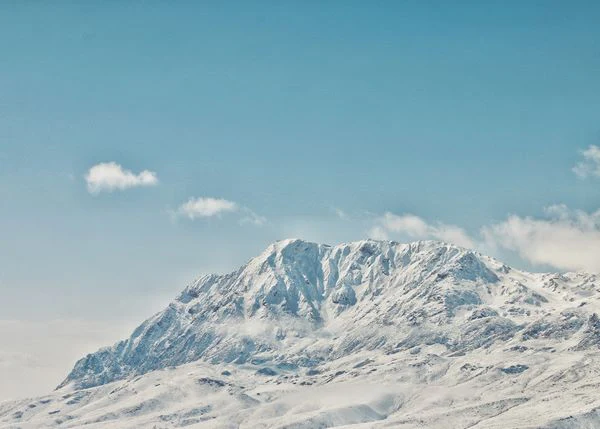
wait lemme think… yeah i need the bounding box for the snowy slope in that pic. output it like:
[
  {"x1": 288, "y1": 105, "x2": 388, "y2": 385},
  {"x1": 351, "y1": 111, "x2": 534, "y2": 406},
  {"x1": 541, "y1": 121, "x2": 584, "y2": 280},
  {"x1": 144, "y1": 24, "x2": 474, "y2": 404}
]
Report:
[{"x1": 2, "y1": 239, "x2": 600, "y2": 428}]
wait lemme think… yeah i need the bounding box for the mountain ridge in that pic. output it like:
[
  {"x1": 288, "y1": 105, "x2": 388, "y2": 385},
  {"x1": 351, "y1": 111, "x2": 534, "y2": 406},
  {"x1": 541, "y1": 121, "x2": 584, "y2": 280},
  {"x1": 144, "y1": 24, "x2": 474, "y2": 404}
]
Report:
[{"x1": 58, "y1": 239, "x2": 597, "y2": 391}]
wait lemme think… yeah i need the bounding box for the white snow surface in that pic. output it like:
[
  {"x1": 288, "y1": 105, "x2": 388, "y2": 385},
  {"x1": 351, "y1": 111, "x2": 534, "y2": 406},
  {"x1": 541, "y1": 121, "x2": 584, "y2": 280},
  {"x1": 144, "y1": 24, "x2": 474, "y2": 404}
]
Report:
[{"x1": 2, "y1": 239, "x2": 600, "y2": 428}]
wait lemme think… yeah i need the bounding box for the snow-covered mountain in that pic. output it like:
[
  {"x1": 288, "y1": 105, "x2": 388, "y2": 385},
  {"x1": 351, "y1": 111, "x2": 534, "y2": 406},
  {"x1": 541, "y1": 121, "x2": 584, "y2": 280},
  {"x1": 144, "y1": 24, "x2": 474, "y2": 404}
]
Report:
[{"x1": 3, "y1": 239, "x2": 600, "y2": 428}]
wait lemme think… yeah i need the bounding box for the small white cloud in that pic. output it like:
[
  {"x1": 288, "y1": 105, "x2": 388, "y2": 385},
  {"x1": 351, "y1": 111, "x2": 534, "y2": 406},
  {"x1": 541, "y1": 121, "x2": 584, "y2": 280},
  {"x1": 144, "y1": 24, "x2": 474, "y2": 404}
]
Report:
[
  {"x1": 573, "y1": 145, "x2": 600, "y2": 179},
  {"x1": 368, "y1": 212, "x2": 475, "y2": 248},
  {"x1": 482, "y1": 204, "x2": 600, "y2": 272},
  {"x1": 178, "y1": 197, "x2": 238, "y2": 219},
  {"x1": 176, "y1": 197, "x2": 266, "y2": 226},
  {"x1": 85, "y1": 162, "x2": 158, "y2": 194}
]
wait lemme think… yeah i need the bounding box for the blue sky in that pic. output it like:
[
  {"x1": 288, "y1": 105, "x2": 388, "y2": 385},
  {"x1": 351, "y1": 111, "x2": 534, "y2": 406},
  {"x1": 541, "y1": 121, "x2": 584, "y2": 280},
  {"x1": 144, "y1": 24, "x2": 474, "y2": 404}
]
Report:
[{"x1": 1, "y1": 3, "x2": 600, "y2": 387}]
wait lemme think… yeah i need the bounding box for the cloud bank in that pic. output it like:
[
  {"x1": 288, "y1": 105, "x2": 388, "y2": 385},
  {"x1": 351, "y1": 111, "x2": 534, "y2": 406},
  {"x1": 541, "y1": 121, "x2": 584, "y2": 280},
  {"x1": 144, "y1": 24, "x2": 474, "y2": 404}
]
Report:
[
  {"x1": 85, "y1": 162, "x2": 158, "y2": 194},
  {"x1": 364, "y1": 205, "x2": 600, "y2": 273},
  {"x1": 369, "y1": 212, "x2": 475, "y2": 249},
  {"x1": 483, "y1": 205, "x2": 600, "y2": 272},
  {"x1": 0, "y1": 319, "x2": 130, "y2": 401}
]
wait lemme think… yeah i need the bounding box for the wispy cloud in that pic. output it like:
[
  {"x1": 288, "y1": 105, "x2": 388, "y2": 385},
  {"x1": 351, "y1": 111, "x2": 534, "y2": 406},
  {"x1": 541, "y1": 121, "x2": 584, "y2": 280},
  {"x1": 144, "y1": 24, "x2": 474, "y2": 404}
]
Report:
[
  {"x1": 368, "y1": 212, "x2": 475, "y2": 248},
  {"x1": 239, "y1": 208, "x2": 267, "y2": 226},
  {"x1": 573, "y1": 145, "x2": 600, "y2": 179},
  {"x1": 85, "y1": 162, "x2": 158, "y2": 194},
  {"x1": 482, "y1": 204, "x2": 600, "y2": 272},
  {"x1": 332, "y1": 207, "x2": 348, "y2": 220},
  {"x1": 176, "y1": 197, "x2": 265, "y2": 226}
]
